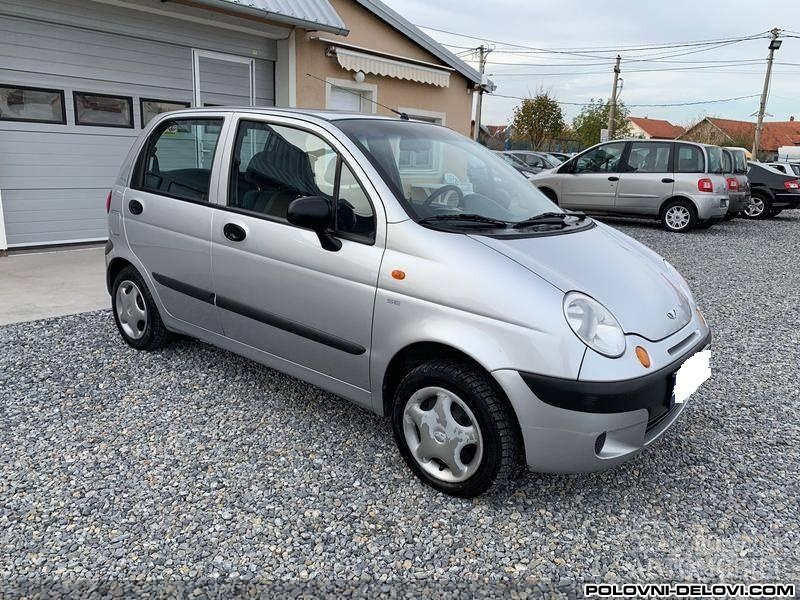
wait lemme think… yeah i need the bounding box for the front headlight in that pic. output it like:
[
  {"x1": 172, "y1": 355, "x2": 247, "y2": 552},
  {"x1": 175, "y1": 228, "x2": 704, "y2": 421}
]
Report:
[{"x1": 563, "y1": 292, "x2": 626, "y2": 358}]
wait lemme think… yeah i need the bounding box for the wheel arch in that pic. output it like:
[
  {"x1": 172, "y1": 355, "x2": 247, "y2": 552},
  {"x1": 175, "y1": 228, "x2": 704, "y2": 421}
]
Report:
[
  {"x1": 381, "y1": 341, "x2": 526, "y2": 459},
  {"x1": 106, "y1": 257, "x2": 136, "y2": 294},
  {"x1": 659, "y1": 195, "x2": 699, "y2": 218}
]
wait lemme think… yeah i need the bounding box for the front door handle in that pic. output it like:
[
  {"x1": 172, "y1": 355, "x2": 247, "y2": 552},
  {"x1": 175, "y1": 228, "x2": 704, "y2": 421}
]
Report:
[
  {"x1": 223, "y1": 223, "x2": 247, "y2": 242},
  {"x1": 662, "y1": 177, "x2": 675, "y2": 183},
  {"x1": 128, "y1": 199, "x2": 143, "y2": 215},
  {"x1": 608, "y1": 176, "x2": 619, "y2": 182}
]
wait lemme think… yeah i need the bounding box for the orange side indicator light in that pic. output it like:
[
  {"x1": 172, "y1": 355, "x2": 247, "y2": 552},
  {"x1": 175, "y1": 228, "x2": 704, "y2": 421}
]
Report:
[
  {"x1": 391, "y1": 269, "x2": 406, "y2": 280},
  {"x1": 635, "y1": 346, "x2": 651, "y2": 369}
]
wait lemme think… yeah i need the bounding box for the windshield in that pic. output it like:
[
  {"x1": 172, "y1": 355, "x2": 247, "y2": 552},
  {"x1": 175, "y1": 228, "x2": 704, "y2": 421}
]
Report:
[
  {"x1": 706, "y1": 146, "x2": 725, "y2": 174},
  {"x1": 337, "y1": 119, "x2": 558, "y2": 225}
]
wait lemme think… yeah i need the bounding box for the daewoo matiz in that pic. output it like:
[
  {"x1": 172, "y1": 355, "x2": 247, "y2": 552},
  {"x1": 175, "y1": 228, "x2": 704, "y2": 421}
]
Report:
[{"x1": 106, "y1": 108, "x2": 711, "y2": 497}]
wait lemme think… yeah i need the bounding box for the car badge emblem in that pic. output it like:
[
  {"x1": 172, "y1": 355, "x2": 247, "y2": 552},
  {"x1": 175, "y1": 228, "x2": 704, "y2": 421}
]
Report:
[{"x1": 667, "y1": 309, "x2": 677, "y2": 320}]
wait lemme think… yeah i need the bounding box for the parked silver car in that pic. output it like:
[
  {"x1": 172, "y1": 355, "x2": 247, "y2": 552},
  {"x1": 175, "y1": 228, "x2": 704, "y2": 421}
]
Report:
[
  {"x1": 533, "y1": 140, "x2": 729, "y2": 232},
  {"x1": 722, "y1": 147, "x2": 751, "y2": 219},
  {"x1": 502, "y1": 150, "x2": 559, "y2": 172},
  {"x1": 106, "y1": 108, "x2": 711, "y2": 496}
]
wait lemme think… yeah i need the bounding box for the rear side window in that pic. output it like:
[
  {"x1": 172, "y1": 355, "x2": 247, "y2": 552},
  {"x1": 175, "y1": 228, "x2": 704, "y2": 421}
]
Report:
[
  {"x1": 721, "y1": 150, "x2": 733, "y2": 173},
  {"x1": 675, "y1": 144, "x2": 704, "y2": 174},
  {"x1": 625, "y1": 142, "x2": 671, "y2": 173},
  {"x1": 731, "y1": 150, "x2": 747, "y2": 174},
  {"x1": 133, "y1": 118, "x2": 223, "y2": 202}
]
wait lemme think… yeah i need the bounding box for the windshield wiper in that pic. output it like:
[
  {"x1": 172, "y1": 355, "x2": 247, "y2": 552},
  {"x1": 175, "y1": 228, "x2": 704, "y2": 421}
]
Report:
[
  {"x1": 418, "y1": 214, "x2": 510, "y2": 228},
  {"x1": 512, "y1": 211, "x2": 587, "y2": 229}
]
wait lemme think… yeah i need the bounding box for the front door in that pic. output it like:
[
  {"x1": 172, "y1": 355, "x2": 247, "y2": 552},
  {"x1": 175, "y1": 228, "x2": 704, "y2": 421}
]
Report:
[
  {"x1": 561, "y1": 142, "x2": 626, "y2": 210},
  {"x1": 125, "y1": 115, "x2": 226, "y2": 332},
  {"x1": 616, "y1": 141, "x2": 674, "y2": 215},
  {"x1": 210, "y1": 116, "x2": 384, "y2": 391}
]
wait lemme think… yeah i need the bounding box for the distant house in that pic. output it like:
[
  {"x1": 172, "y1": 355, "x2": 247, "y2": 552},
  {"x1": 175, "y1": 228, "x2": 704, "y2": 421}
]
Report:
[
  {"x1": 627, "y1": 117, "x2": 685, "y2": 140},
  {"x1": 678, "y1": 117, "x2": 800, "y2": 160}
]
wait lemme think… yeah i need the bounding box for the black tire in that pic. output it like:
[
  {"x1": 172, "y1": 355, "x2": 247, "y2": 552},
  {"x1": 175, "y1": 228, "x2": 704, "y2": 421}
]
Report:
[
  {"x1": 391, "y1": 359, "x2": 522, "y2": 498},
  {"x1": 111, "y1": 266, "x2": 170, "y2": 351},
  {"x1": 743, "y1": 192, "x2": 771, "y2": 220},
  {"x1": 660, "y1": 199, "x2": 697, "y2": 233}
]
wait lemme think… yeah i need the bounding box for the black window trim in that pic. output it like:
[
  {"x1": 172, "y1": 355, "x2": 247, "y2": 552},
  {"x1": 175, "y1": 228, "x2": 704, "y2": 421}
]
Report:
[
  {"x1": 674, "y1": 142, "x2": 706, "y2": 174},
  {"x1": 575, "y1": 141, "x2": 628, "y2": 175},
  {"x1": 0, "y1": 83, "x2": 67, "y2": 125},
  {"x1": 73, "y1": 90, "x2": 135, "y2": 129},
  {"x1": 131, "y1": 116, "x2": 225, "y2": 204},
  {"x1": 139, "y1": 97, "x2": 191, "y2": 129},
  {"x1": 225, "y1": 117, "x2": 378, "y2": 246}
]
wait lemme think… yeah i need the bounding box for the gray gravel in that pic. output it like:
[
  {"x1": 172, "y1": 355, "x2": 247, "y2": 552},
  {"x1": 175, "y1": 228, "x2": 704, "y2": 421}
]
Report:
[{"x1": 2, "y1": 214, "x2": 799, "y2": 598}]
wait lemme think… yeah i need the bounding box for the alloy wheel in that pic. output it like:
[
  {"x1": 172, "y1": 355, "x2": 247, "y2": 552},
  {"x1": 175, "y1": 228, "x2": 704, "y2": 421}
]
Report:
[
  {"x1": 402, "y1": 386, "x2": 483, "y2": 483},
  {"x1": 665, "y1": 205, "x2": 691, "y2": 231},
  {"x1": 115, "y1": 280, "x2": 148, "y2": 340},
  {"x1": 744, "y1": 197, "x2": 765, "y2": 218}
]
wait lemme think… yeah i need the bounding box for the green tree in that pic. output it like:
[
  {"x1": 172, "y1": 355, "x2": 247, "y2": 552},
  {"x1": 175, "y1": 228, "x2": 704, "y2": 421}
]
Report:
[
  {"x1": 571, "y1": 98, "x2": 631, "y2": 148},
  {"x1": 511, "y1": 92, "x2": 565, "y2": 150}
]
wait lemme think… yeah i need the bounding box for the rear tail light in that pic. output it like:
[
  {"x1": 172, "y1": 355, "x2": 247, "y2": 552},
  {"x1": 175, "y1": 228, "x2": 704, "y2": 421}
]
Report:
[
  {"x1": 697, "y1": 178, "x2": 714, "y2": 193},
  {"x1": 726, "y1": 177, "x2": 739, "y2": 192},
  {"x1": 784, "y1": 179, "x2": 800, "y2": 191},
  {"x1": 105, "y1": 190, "x2": 112, "y2": 213}
]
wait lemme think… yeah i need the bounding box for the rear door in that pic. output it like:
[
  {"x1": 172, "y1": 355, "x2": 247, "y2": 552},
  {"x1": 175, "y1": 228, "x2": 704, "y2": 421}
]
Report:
[
  {"x1": 560, "y1": 142, "x2": 626, "y2": 210},
  {"x1": 124, "y1": 115, "x2": 227, "y2": 332},
  {"x1": 210, "y1": 115, "x2": 384, "y2": 392},
  {"x1": 616, "y1": 141, "x2": 673, "y2": 215}
]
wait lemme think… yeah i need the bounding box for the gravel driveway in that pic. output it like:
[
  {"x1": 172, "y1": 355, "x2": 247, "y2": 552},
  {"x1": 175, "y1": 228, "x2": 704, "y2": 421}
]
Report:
[{"x1": 2, "y1": 215, "x2": 799, "y2": 598}]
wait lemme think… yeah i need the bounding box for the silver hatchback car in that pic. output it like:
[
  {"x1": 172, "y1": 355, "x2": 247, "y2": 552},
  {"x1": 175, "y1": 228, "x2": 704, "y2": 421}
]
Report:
[
  {"x1": 533, "y1": 140, "x2": 729, "y2": 232},
  {"x1": 106, "y1": 108, "x2": 711, "y2": 496}
]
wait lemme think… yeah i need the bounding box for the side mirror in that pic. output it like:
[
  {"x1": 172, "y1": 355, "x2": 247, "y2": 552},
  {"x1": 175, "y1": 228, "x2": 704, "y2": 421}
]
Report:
[{"x1": 287, "y1": 196, "x2": 341, "y2": 251}]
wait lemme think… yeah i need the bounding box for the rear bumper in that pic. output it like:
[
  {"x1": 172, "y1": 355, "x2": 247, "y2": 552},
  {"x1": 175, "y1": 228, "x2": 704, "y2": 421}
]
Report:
[
  {"x1": 694, "y1": 194, "x2": 729, "y2": 220},
  {"x1": 772, "y1": 193, "x2": 800, "y2": 210},
  {"x1": 494, "y1": 328, "x2": 710, "y2": 473},
  {"x1": 726, "y1": 192, "x2": 749, "y2": 214}
]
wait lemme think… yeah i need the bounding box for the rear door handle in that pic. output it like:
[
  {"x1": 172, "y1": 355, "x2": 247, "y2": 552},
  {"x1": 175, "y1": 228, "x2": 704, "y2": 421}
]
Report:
[
  {"x1": 662, "y1": 178, "x2": 675, "y2": 183},
  {"x1": 128, "y1": 199, "x2": 143, "y2": 215},
  {"x1": 608, "y1": 176, "x2": 619, "y2": 182},
  {"x1": 223, "y1": 223, "x2": 247, "y2": 242}
]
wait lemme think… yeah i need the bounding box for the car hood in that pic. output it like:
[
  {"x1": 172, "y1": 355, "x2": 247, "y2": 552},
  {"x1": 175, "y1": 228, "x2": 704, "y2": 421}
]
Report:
[{"x1": 471, "y1": 223, "x2": 693, "y2": 341}]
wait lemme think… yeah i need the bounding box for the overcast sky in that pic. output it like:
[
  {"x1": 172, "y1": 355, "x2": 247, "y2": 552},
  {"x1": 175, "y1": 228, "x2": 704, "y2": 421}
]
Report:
[{"x1": 383, "y1": 0, "x2": 799, "y2": 128}]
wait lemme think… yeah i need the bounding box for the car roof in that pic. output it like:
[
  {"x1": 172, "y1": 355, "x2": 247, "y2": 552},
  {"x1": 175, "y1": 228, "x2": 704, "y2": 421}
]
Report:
[{"x1": 163, "y1": 105, "x2": 417, "y2": 124}]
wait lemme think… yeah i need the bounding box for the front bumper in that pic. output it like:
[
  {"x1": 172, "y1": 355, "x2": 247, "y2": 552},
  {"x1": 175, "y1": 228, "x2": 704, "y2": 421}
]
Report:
[{"x1": 493, "y1": 324, "x2": 711, "y2": 473}]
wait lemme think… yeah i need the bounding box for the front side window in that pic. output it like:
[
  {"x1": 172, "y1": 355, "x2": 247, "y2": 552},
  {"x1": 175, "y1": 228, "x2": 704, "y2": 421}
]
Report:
[
  {"x1": 337, "y1": 119, "x2": 563, "y2": 229},
  {"x1": 625, "y1": 142, "x2": 671, "y2": 173},
  {"x1": 229, "y1": 120, "x2": 375, "y2": 241},
  {"x1": 675, "y1": 144, "x2": 705, "y2": 173},
  {"x1": 134, "y1": 118, "x2": 223, "y2": 202},
  {"x1": 0, "y1": 85, "x2": 65, "y2": 124},
  {"x1": 575, "y1": 142, "x2": 626, "y2": 174},
  {"x1": 74, "y1": 92, "x2": 133, "y2": 128}
]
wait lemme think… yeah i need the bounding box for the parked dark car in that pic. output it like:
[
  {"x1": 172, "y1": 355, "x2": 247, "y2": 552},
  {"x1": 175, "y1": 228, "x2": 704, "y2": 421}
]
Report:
[
  {"x1": 494, "y1": 152, "x2": 539, "y2": 180},
  {"x1": 743, "y1": 162, "x2": 800, "y2": 219}
]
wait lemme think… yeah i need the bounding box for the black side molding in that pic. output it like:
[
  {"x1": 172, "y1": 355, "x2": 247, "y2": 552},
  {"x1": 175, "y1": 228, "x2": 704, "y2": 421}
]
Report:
[
  {"x1": 152, "y1": 272, "x2": 215, "y2": 304},
  {"x1": 216, "y1": 295, "x2": 366, "y2": 356},
  {"x1": 104, "y1": 239, "x2": 114, "y2": 255}
]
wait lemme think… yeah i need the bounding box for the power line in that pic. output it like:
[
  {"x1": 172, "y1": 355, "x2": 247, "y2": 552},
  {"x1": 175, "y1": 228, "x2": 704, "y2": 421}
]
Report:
[{"x1": 489, "y1": 93, "x2": 761, "y2": 108}]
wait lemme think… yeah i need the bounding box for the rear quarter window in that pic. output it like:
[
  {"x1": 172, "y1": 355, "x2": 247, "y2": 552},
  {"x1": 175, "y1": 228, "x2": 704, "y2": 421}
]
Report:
[{"x1": 675, "y1": 144, "x2": 704, "y2": 174}]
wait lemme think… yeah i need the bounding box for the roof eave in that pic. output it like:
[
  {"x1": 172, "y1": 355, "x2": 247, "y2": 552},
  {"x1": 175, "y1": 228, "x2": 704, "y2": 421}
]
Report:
[{"x1": 191, "y1": 0, "x2": 350, "y2": 35}]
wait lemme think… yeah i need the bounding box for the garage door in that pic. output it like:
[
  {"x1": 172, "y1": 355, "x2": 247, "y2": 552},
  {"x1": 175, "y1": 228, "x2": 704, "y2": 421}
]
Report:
[{"x1": 0, "y1": 0, "x2": 276, "y2": 247}]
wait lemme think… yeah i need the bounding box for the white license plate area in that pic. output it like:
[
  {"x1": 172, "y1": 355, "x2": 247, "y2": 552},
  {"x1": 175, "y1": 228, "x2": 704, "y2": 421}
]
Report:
[{"x1": 674, "y1": 348, "x2": 711, "y2": 404}]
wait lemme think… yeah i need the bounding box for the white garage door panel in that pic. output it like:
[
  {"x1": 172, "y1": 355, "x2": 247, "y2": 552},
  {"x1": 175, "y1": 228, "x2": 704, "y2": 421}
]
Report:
[
  {"x1": 2, "y1": 189, "x2": 107, "y2": 246},
  {"x1": 0, "y1": 3, "x2": 277, "y2": 247}
]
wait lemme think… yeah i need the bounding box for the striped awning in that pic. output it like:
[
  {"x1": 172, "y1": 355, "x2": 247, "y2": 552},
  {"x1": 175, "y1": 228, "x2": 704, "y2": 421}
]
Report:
[{"x1": 334, "y1": 47, "x2": 451, "y2": 88}]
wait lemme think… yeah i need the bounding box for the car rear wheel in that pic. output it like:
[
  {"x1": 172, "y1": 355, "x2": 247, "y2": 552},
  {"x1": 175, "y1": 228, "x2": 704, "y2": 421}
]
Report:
[
  {"x1": 391, "y1": 359, "x2": 521, "y2": 497},
  {"x1": 743, "y1": 193, "x2": 770, "y2": 219},
  {"x1": 661, "y1": 200, "x2": 697, "y2": 232},
  {"x1": 112, "y1": 266, "x2": 170, "y2": 351}
]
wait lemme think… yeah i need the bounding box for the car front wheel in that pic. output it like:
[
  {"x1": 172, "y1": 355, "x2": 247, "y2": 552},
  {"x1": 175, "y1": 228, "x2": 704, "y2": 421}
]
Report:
[
  {"x1": 743, "y1": 194, "x2": 770, "y2": 219},
  {"x1": 391, "y1": 359, "x2": 521, "y2": 497}
]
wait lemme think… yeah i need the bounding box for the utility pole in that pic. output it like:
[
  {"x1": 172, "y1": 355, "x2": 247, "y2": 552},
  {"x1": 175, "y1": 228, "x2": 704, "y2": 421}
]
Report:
[
  {"x1": 752, "y1": 28, "x2": 782, "y2": 159},
  {"x1": 473, "y1": 45, "x2": 487, "y2": 141},
  {"x1": 607, "y1": 55, "x2": 621, "y2": 139}
]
